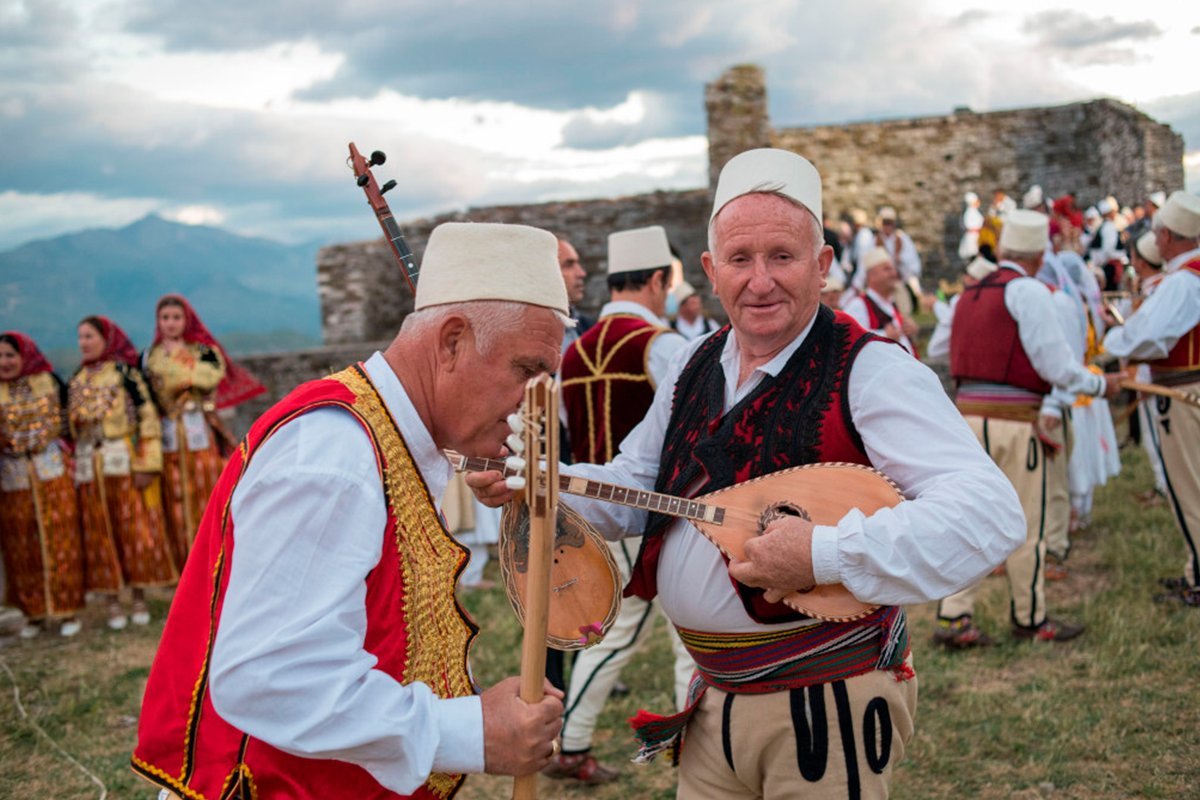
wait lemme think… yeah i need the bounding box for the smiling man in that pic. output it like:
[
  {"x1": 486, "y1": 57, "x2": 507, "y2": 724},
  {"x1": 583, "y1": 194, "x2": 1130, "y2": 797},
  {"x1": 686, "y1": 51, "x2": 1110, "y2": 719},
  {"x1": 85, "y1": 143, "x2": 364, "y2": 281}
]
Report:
[
  {"x1": 470, "y1": 149, "x2": 1023, "y2": 798},
  {"x1": 134, "y1": 222, "x2": 567, "y2": 799}
]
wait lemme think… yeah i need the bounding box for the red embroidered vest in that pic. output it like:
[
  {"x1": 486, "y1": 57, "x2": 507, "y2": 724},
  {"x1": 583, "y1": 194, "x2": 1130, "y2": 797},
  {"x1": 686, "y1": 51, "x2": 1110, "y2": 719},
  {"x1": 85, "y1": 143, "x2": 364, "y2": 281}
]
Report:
[
  {"x1": 132, "y1": 365, "x2": 476, "y2": 800},
  {"x1": 560, "y1": 314, "x2": 666, "y2": 464},
  {"x1": 1150, "y1": 259, "x2": 1200, "y2": 377},
  {"x1": 626, "y1": 307, "x2": 889, "y2": 624},
  {"x1": 950, "y1": 267, "x2": 1052, "y2": 395},
  {"x1": 862, "y1": 292, "x2": 920, "y2": 358}
]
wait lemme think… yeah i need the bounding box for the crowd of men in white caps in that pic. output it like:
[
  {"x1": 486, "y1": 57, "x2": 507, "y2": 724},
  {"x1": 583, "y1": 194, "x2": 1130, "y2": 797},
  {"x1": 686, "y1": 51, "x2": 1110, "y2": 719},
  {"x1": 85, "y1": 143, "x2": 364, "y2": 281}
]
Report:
[{"x1": 7, "y1": 147, "x2": 1195, "y2": 798}]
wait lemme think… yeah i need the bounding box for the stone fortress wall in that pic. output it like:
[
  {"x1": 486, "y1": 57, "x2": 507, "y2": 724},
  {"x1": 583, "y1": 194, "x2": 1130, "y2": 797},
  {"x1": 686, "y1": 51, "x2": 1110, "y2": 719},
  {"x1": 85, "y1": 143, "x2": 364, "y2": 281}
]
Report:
[{"x1": 231, "y1": 64, "x2": 1184, "y2": 433}]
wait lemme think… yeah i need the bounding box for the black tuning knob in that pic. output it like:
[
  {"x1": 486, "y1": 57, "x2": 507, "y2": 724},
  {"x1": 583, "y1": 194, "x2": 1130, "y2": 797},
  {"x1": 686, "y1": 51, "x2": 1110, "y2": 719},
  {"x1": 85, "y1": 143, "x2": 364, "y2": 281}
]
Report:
[
  {"x1": 380, "y1": 179, "x2": 397, "y2": 194},
  {"x1": 369, "y1": 150, "x2": 387, "y2": 166},
  {"x1": 356, "y1": 175, "x2": 370, "y2": 187}
]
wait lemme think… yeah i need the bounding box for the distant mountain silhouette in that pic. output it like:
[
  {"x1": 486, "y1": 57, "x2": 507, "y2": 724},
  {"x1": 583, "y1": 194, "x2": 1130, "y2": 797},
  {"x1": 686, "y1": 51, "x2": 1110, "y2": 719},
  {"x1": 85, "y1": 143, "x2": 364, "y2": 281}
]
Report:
[{"x1": 0, "y1": 215, "x2": 322, "y2": 365}]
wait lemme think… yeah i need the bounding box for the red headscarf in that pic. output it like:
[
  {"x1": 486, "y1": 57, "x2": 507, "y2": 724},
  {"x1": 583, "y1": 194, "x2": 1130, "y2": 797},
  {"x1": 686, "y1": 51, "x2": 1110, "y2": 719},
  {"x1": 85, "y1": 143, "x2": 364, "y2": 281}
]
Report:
[
  {"x1": 153, "y1": 294, "x2": 266, "y2": 409},
  {"x1": 80, "y1": 316, "x2": 140, "y2": 368},
  {"x1": 1, "y1": 331, "x2": 54, "y2": 377}
]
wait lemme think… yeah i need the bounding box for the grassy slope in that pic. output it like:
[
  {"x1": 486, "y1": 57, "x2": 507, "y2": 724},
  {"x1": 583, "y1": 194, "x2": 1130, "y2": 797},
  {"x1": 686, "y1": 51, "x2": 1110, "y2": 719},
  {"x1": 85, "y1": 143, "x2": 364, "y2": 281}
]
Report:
[{"x1": 1, "y1": 447, "x2": 1196, "y2": 799}]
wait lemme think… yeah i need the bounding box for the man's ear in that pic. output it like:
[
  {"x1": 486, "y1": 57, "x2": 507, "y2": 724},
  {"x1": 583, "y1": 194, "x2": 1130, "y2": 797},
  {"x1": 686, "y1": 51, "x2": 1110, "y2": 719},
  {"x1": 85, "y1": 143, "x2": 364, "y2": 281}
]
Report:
[{"x1": 436, "y1": 314, "x2": 470, "y2": 372}]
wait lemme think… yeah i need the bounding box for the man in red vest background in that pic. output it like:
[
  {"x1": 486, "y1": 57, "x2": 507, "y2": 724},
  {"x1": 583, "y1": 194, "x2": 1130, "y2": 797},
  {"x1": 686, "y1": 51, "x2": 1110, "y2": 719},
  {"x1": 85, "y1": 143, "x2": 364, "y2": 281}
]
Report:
[{"x1": 1105, "y1": 190, "x2": 1200, "y2": 607}]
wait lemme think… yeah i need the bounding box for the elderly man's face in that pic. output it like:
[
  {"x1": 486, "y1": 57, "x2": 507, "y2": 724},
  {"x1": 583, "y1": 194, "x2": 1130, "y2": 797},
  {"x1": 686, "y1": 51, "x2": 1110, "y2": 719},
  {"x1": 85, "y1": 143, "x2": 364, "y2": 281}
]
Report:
[
  {"x1": 702, "y1": 193, "x2": 831, "y2": 355},
  {"x1": 439, "y1": 305, "x2": 564, "y2": 457},
  {"x1": 866, "y1": 259, "x2": 899, "y2": 296},
  {"x1": 558, "y1": 240, "x2": 586, "y2": 305}
]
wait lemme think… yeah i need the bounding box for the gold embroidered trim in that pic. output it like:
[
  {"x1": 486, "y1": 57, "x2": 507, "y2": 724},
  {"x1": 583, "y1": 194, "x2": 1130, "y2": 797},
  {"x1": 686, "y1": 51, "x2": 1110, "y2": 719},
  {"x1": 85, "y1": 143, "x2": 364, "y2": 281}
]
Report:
[{"x1": 331, "y1": 366, "x2": 475, "y2": 799}]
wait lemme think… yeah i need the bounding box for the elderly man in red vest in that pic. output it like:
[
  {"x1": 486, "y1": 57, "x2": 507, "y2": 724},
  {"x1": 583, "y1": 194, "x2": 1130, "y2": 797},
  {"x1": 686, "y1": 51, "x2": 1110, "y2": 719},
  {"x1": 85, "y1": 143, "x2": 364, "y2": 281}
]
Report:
[
  {"x1": 841, "y1": 246, "x2": 919, "y2": 356},
  {"x1": 472, "y1": 148, "x2": 1024, "y2": 798},
  {"x1": 938, "y1": 210, "x2": 1122, "y2": 648},
  {"x1": 133, "y1": 223, "x2": 567, "y2": 799},
  {"x1": 1105, "y1": 190, "x2": 1200, "y2": 606}
]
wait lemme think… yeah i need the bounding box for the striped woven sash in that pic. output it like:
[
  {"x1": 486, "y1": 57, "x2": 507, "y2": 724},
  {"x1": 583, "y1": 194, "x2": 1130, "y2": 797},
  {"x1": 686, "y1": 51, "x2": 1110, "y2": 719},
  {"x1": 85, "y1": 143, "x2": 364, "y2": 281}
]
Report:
[{"x1": 629, "y1": 606, "x2": 910, "y2": 763}]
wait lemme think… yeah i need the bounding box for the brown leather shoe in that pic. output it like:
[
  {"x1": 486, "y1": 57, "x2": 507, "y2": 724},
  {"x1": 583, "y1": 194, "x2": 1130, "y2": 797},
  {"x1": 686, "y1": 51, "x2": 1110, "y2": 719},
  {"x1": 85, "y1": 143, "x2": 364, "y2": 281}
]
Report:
[
  {"x1": 932, "y1": 616, "x2": 993, "y2": 649},
  {"x1": 542, "y1": 751, "x2": 620, "y2": 784},
  {"x1": 1012, "y1": 617, "x2": 1084, "y2": 642}
]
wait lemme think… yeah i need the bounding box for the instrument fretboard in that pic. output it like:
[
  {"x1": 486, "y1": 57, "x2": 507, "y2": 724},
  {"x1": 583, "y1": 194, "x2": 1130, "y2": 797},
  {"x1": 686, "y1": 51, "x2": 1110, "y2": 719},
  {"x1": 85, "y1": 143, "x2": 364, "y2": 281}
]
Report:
[{"x1": 446, "y1": 451, "x2": 724, "y2": 525}]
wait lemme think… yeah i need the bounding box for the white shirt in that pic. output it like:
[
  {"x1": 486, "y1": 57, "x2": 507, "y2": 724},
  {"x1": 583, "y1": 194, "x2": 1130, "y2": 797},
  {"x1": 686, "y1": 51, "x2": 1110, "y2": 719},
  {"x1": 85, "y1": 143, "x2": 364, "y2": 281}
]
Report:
[
  {"x1": 675, "y1": 314, "x2": 720, "y2": 341},
  {"x1": 595, "y1": 300, "x2": 688, "y2": 386},
  {"x1": 1104, "y1": 246, "x2": 1200, "y2": 361},
  {"x1": 996, "y1": 263, "x2": 1106, "y2": 409},
  {"x1": 209, "y1": 353, "x2": 483, "y2": 795},
  {"x1": 841, "y1": 288, "x2": 916, "y2": 355},
  {"x1": 1090, "y1": 219, "x2": 1123, "y2": 267},
  {"x1": 563, "y1": 315, "x2": 1024, "y2": 633},
  {"x1": 861, "y1": 230, "x2": 922, "y2": 282},
  {"x1": 925, "y1": 295, "x2": 958, "y2": 364},
  {"x1": 1046, "y1": 290, "x2": 1089, "y2": 412}
]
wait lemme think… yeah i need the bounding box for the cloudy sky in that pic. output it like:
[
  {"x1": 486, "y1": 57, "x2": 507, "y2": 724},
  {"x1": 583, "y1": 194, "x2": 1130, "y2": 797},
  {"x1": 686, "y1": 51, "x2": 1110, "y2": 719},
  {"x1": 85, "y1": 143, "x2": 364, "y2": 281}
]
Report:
[{"x1": 1, "y1": 0, "x2": 1197, "y2": 251}]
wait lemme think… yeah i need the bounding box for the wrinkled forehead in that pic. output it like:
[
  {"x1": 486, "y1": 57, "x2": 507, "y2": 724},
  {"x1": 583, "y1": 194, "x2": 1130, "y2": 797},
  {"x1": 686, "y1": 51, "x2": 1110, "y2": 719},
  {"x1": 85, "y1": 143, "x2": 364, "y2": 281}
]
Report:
[{"x1": 711, "y1": 192, "x2": 818, "y2": 247}]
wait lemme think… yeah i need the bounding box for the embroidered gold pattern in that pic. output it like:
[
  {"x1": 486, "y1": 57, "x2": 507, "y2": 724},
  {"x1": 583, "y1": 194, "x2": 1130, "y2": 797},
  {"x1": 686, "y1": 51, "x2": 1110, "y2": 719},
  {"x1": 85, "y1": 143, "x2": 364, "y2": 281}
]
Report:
[
  {"x1": 331, "y1": 367, "x2": 477, "y2": 799},
  {"x1": 0, "y1": 373, "x2": 63, "y2": 454}
]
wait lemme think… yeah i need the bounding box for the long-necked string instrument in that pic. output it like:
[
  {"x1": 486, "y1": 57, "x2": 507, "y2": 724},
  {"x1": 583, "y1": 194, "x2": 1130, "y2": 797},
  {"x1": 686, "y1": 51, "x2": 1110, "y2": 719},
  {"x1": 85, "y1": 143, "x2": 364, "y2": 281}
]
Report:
[
  {"x1": 510, "y1": 376, "x2": 558, "y2": 800},
  {"x1": 347, "y1": 143, "x2": 420, "y2": 292},
  {"x1": 447, "y1": 451, "x2": 904, "y2": 623},
  {"x1": 1118, "y1": 378, "x2": 1200, "y2": 410}
]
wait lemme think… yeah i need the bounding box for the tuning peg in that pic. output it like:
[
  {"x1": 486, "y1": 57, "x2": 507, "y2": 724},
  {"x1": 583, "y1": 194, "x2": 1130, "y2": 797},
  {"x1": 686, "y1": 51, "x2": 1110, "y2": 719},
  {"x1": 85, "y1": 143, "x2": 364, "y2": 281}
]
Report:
[
  {"x1": 505, "y1": 456, "x2": 526, "y2": 473},
  {"x1": 380, "y1": 179, "x2": 397, "y2": 194},
  {"x1": 506, "y1": 412, "x2": 524, "y2": 434},
  {"x1": 505, "y1": 476, "x2": 527, "y2": 491},
  {"x1": 356, "y1": 174, "x2": 369, "y2": 187},
  {"x1": 369, "y1": 150, "x2": 386, "y2": 166},
  {"x1": 506, "y1": 433, "x2": 525, "y2": 454}
]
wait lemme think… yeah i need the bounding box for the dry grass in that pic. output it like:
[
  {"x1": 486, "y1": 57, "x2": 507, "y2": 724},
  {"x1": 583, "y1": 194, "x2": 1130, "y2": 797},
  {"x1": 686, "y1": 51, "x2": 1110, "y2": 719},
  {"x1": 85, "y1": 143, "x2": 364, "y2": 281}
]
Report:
[{"x1": 1, "y1": 446, "x2": 1197, "y2": 798}]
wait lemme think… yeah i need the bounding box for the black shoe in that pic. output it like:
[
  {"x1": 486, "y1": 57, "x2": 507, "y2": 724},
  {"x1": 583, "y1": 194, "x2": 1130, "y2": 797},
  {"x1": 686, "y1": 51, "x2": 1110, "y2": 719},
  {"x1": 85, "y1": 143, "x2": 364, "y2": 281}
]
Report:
[
  {"x1": 609, "y1": 680, "x2": 630, "y2": 698},
  {"x1": 1158, "y1": 576, "x2": 1192, "y2": 591},
  {"x1": 1012, "y1": 617, "x2": 1084, "y2": 642}
]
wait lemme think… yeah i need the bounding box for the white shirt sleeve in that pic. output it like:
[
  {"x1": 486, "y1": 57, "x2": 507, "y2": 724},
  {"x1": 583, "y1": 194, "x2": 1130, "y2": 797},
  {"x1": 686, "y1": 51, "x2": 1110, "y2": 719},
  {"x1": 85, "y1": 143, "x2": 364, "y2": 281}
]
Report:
[
  {"x1": 924, "y1": 296, "x2": 955, "y2": 364},
  {"x1": 1004, "y1": 277, "x2": 1104, "y2": 397},
  {"x1": 209, "y1": 408, "x2": 484, "y2": 794},
  {"x1": 809, "y1": 342, "x2": 1025, "y2": 604},
  {"x1": 648, "y1": 330, "x2": 690, "y2": 388},
  {"x1": 898, "y1": 232, "x2": 922, "y2": 280},
  {"x1": 840, "y1": 296, "x2": 875, "y2": 332},
  {"x1": 1103, "y1": 271, "x2": 1200, "y2": 360}
]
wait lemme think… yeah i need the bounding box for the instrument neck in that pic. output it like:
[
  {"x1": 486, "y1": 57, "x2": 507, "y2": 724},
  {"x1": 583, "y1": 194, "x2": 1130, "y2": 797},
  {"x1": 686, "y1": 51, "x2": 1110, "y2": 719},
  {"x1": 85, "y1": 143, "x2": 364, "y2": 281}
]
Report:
[{"x1": 445, "y1": 451, "x2": 723, "y2": 524}]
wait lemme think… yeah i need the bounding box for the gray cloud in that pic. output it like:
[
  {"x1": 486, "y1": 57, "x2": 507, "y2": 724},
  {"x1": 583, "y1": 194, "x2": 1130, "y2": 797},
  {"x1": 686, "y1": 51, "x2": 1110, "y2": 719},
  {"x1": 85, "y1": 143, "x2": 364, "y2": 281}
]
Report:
[{"x1": 1021, "y1": 11, "x2": 1161, "y2": 65}]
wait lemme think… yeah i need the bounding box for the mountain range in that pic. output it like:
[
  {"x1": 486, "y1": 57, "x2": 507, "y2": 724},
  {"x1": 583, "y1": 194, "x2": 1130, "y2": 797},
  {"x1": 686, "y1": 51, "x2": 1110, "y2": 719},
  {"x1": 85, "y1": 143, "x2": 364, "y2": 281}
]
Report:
[{"x1": 0, "y1": 215, "x2": 323, "y2": 369}]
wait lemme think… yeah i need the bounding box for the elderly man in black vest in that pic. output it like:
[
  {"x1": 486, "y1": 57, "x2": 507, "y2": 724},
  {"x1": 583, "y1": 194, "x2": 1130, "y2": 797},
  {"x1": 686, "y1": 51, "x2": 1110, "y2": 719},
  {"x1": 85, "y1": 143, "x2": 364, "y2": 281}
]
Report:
[{"x1": 471, "y1": 148, "x2": 1023, "y2": 798}]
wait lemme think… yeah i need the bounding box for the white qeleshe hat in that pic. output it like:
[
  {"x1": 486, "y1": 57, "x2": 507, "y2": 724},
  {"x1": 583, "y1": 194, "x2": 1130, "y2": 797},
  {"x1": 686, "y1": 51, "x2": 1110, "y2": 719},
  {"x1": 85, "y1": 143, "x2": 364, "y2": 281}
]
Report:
[
  {"x1": 999, "y1": 210, "x2": 1050, "y2": 254},
  {"x1": 672, "y1": 281, "x2": 697, "y2": 302},
  {"x1": 710, "y1": 148, "x2": 822, "y2": 223},
  {"x1": 965, "y1": 255, "x2": 998, "y2": 281},
  {"x1": 1158, "y1": 190, "x2": 1200, "y2": 238},
  {"x1": 862, "y1": 247, "x2": 893, "y2": 272},
  {"x1": 1022, "y1": 185, "x2": 1044, "y2": 209},
  {"x1": 1148, "y1": 191, "x2": 1166, "y2": 208},
  {"x1": 1134, "y1": 232, "x2": 1163, "y2": 267},
  {"x1": 414, "y1": 222, "x2": 568, "y2": 315},
  {"x1": 608, "y1": 226, "x2": 673, "y2": 275}
]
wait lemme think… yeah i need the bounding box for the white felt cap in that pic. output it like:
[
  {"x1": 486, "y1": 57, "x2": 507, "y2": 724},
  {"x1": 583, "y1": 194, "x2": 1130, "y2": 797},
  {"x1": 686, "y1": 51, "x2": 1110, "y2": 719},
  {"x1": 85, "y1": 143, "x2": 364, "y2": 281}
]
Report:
[
  {"x1": 1022, "y1": 184, "x2": 1044, "y2": 209},
  {"x1": 415, "y1": 222, "x2": 568, "y2": 315},
  {"x1": 877, "y1": 206, "x2": 897, "y2": 223},
  {"x1": 1158, "y1": 190, "x2": 1200, "y2": 238},
  {"x1": 608, "y1": 225, "x2": 673, "y2": 275},
  {"x1": 710, "y1": 148, "x2": 822, "y2": 224},
  {"x1": 1134, "y1": 232, "x2": 1163, "y2": 267},
  {"x1": 999, "y1": 210, "x2": 1050, "y2": 254},
  {"x1": 965, "y1": 255, "x2": 999, "y2": 281},
  {"x1": 1097, "y1": 198, "x2": 1114, "y2": 215},
  {"x1": 862, "y1": 246, "x2": 893, "y2": 272},
  {"x1": 964, "y1": 191, "x2": 979, "y2": 205},
  {"x1": 672, "y1": 281, "x2": 697, "y2": 302},
  {"x1": 1148, "y1": 191, "x2": 1166, "y2": 208},
  {"x1": 824, "y1": 273, "x2": 845, "y2": 292}
]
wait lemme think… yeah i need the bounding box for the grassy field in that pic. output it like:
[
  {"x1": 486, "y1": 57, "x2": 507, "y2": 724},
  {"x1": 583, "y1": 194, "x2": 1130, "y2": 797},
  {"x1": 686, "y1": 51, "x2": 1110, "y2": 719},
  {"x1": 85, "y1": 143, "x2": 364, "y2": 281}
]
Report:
[{"x1": 1, "y1": 446, "x2": 1196, "y2": 799}]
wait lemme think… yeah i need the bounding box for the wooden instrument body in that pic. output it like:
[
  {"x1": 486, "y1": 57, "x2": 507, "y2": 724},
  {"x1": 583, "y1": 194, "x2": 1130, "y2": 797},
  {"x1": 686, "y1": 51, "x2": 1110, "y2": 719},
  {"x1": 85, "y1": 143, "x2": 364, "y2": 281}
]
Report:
[
  {"x1": 499, "y1": 500, "x2": 621, "y2": 650},
  {"x1": 689, "y1": 462, "x2": 903, "y2": 622}
]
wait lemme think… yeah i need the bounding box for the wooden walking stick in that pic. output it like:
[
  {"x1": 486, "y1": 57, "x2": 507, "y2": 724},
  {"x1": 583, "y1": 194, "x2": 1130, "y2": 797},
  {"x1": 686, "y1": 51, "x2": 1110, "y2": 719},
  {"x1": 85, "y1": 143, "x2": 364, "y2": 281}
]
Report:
[
  {"x1": 511, "y1": 375, "x2": 559, "y2": 800},
  {"x1": 1118, "y1": 379, "x2": 1200, "y2": 410}
]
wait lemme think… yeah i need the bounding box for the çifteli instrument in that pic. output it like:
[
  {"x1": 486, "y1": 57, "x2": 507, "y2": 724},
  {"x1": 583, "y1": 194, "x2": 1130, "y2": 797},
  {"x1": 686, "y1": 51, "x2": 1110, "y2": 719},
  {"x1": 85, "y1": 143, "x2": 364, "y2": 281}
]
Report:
[
  {"x1": 447, "y1": 452, "x2": 905, "y2": 623},
  {"x1": 1118, "y1": 379, "x2": 1200, "y2": 410}
]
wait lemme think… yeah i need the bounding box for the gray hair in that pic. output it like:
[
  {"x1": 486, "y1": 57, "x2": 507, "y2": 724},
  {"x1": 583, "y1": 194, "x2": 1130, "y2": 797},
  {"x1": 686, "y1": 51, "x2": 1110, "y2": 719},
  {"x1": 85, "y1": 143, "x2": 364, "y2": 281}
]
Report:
[
  {"x1": 707, "y1": 191, "x2": 824, "y2": 259},
  {"x1": 401, "y1": 301, "x2": 573, "y2": 355}
]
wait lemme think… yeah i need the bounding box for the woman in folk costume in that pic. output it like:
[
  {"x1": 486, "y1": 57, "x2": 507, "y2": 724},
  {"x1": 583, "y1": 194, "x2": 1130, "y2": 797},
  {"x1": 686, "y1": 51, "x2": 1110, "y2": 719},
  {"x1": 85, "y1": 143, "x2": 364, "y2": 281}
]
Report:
[
  {"x1": 0, "y1": 332, "x2": 86, "y2": 638},
  {"x1": 69, "y1": 316, "x2": 176, "y2": 629},
  {"x1": 143, "y1": 294, "x2": 264, "y2": 567}
]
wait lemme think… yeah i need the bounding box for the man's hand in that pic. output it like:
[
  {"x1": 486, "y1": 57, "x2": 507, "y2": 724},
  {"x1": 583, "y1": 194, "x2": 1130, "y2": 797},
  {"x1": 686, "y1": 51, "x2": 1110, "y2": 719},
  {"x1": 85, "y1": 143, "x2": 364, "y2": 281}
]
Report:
[
  {"x1": 465, "y1": 469, "x2": 518, "y2": 508},
  {"x1": 899, "y1": 316, "x2": 920, "y2": 338},
  {"x1": 883, "y1": 322, "x2": 901, "y2": 340},
  {"x1": 727, "y1": 515, "x2": 816, "y2": 604},
  {"x1": 1103, "y1": 372, "x2": 1124, "y2": 399},
  {"x1": 481, "y1": 677, "x2": 564, "y2": 776}
]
